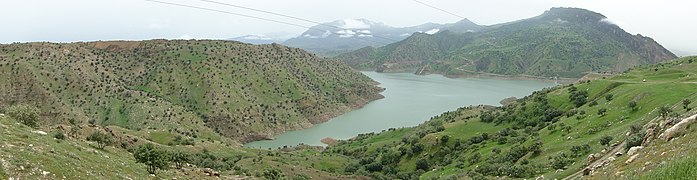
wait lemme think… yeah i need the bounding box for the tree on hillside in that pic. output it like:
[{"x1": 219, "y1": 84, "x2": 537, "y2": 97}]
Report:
[
  {"x1": 262, "y1": 168, "x2": 285, "y2": 179},
  {"x1": 569, "y1": 90, "x2": 588, "y2": 107},
  {"x1": 628, "y1": 101, "x2": 638, "y2": 112},
  {"x1": 169, "y1": 150, "x2": 189, "y2": 169},
  {"x1": 683, "y1": 99, "x2": 692, "y2": 110},
  {"x1": 597, "y1": 108, "x2": 607, "y2": 116},
  {"x1": 6, "y1": 104, "x2": 40, "y2": 128},
  {"x1": 658, "y1": 106, "x2": 672, "y2": 119},
  {"x1": 605, "y1": 94, "x2": 614, "y2": 101},
  {"x1": 599, "y1": 135, "x2": 613, "y2": 146},
  {"x1": 134, "y1": 143, "x2": 169, "y2": 174},
  {"x1": 415, "y1": 158, "x2": 430, "y2": 171},
  {"x1": 87, "y1": 131, "x2": 113, "y2": 149}
]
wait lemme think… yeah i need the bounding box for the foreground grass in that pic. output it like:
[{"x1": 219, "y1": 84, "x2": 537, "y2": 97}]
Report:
[{"x1": 640, "y1": 157, "x2": 697, "y2": 180}]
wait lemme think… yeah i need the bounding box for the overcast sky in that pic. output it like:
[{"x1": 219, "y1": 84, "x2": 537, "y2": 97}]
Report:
[{"x1": 1, "y1": 0, "x2": 695, "y2": 55}]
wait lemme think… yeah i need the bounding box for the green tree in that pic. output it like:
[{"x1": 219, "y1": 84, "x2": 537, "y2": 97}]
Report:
[
  {"x1": 262, "y1": 167, "x2": 285, "y2": 179},
  {"x1": 569, "y1": 90, "x2": 589, "y2": 107},
  {"x1": 6, "y1": 104, "x2": 40, "y2": 128},
  {"x1": 87, "y1": 131, "x2": 113, "y2": 149},
  {"x1": 599, "y1": 135, "x2": 613, "y2": 146},
  {"x1": 597, "y1": 108, "x2": 607, "y2": 116},
  {"x1": 134, "y1": 143, "x2": 169, "y2": 174},
  {"x1": 683, "y1": 99, "x2": 692, "y2": 109},
  {"x1": 658, "y1": 106, "x2": 672, "y2": 119},
  {"x1": 605, "y1": 94, "x2": 614, "y2": 101},
  {"x1": 415, "y1": 158, "x2": 429, "y2": 171},
  {"x1": 169, "y1": 150, "x2": 189, "y2": 169},
  {"x1": 628, "y1": 101, "x2": 638, "y2": 111}
]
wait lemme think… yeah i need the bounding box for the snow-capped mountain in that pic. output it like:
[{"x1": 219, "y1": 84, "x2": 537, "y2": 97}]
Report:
[{"x1": 283, "y1": 18, "x2": 485, "y2": 56}]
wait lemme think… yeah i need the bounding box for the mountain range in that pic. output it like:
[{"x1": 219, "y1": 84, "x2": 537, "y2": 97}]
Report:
[
  {"x1": 337, "y1": 8, "x2": 677, "y2": 78},
  {"x1": 276, "y1": 18, "x2": 486, "y2": 56}
]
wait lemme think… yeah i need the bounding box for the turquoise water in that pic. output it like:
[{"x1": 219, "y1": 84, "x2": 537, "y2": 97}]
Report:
[{"x1": 244, "y1": 72, "x2": 556, "y2": 149}]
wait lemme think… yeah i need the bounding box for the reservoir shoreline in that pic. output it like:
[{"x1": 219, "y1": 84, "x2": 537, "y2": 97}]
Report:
[{"x1": 245, "y1": 71, "x2": 556, "y2": 149}]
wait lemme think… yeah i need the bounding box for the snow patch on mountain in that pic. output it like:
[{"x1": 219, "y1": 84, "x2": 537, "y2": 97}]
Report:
[
  {"x1": 599, "y1": 18, "x2": 615, "y2": 25},
  {"x1": 241, "y1": 34, "x2": 273, "y2": 40},
  {"x1": 425, "y1": 28, "x2": 440, "y2": 35},
  {"x1": 337, "y1": 29, "x2": 358, "y2": 38}
]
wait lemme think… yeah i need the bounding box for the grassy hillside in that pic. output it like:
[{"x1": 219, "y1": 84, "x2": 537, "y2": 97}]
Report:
[
  {"x1": 0, "y1": 40, "x2": 383, "y2": 144},
  {"x1": 338, "y1": 8, "x2": 676, "y2": 78},
  {"x1": 320, "y1": 56, "x2": 697, "y2": 179},
  {"x1": 0, "y1": 114, "x2": 371, "y2": 179}
]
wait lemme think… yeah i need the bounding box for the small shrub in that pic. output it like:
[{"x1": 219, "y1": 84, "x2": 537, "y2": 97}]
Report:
[
  {"x1": 600, "y1": 135, "x2": 613, "y2": 146},
  {"x1": 54, "y1": 132, "x2": 66, "y2": 140},
  {"x1": 605, "y1": 94, "x2": 614, "y2": 101}
]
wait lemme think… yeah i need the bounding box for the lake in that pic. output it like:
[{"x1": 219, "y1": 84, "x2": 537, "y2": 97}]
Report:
[{"x1": 244, "y1": 72, "x2": 556, "y2": 149}]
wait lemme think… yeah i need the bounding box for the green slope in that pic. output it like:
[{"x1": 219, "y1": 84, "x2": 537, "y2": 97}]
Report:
[
  {"x1": 321, "y1": 56, "x2": 697, "y2": 179},
  {"x1": 338, "y1": 8, "x2": 676, "y2": 78},
  {"x1": 0, "y1": 40, "x2": 383, "y2": 144}
]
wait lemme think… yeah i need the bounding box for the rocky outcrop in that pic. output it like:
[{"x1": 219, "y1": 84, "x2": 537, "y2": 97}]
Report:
[{"x1": 659, "y1": 114, "x2": 697, "y2": 141}]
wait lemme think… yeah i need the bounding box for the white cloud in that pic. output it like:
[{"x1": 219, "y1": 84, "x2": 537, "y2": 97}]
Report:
[
  {"x1": 357, "y1": 30, "x2": 371, "y2": 34},
  {"x1": 425, "y1": 28, "x2": 440, "y2": 35},
  {"x1": 357, "y1": 34, "x2": 373, "y2": 37},
  {"x1": 400, "y1": 33, "x2": 411, "y2": 37},
  {"x1": 340, "y1": 19, "x2": 371, "y2": 29}
]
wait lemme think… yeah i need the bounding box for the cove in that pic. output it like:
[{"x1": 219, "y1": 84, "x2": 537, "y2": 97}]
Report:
[{"x1": 244, "y1": 72, "x2": 556, "y2": 149}]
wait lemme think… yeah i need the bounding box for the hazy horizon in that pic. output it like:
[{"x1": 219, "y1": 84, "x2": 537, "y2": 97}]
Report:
[{"x1": 1, "y1": 0, "x2": 695, "y2": 55}]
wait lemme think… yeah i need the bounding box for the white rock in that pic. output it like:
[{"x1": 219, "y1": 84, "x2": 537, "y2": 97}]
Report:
[
  {"x1": 608, "y1": 156, "x2": 616, "y2": 162},
  {"x1": 32, "y1": 130, "x2": 48, "y2": 135},
  {"x1": 627, "y1": 146, "x2": 643, "y2": 156},
  {"x1": 42, "y1": 171, "x2": 51, "y2": 176},
  {"x1": 625, "y1": 154, "x2": 639, "y2": 164}
]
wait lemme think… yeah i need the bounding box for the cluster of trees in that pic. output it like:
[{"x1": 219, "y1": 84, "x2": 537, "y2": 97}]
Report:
[
  {"x1": 132, "y1": 144, "x2": 242, "y2": 174},
  {"x1": 568, "y1": 86, "x2": 589, "y2": 107}
]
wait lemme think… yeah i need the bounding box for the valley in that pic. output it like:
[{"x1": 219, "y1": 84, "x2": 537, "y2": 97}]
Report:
[
  {"x1": 245, "y1": 72, "x2": 555, "y2": 149},
  {"x1": 2, "y1": 1, "x2": 696, "y2": 179}
]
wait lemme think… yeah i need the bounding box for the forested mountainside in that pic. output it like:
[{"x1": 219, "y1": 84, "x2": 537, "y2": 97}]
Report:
[
  {"x1": 338, "y1": 8, "x2": 676, "y2": 78},
  {"x1": 0, "y1": 40, "x2": 383, "y2": 144}
]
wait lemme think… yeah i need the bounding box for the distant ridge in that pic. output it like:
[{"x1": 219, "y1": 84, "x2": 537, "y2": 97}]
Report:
[{"x1": 337, "y1": 7, "x2": 676, "y2": 78}]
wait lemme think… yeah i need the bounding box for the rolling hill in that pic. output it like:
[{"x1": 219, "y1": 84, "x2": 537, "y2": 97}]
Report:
[
  {"x1": 319, "y1": 56, "x2": 697, "y2": 179},
  {"x1": 0, "y1": 40, "x2": 384, "y2": 144},
  {"x1": 337, "y1": 8, "x2": 677, "y2": 78}
]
